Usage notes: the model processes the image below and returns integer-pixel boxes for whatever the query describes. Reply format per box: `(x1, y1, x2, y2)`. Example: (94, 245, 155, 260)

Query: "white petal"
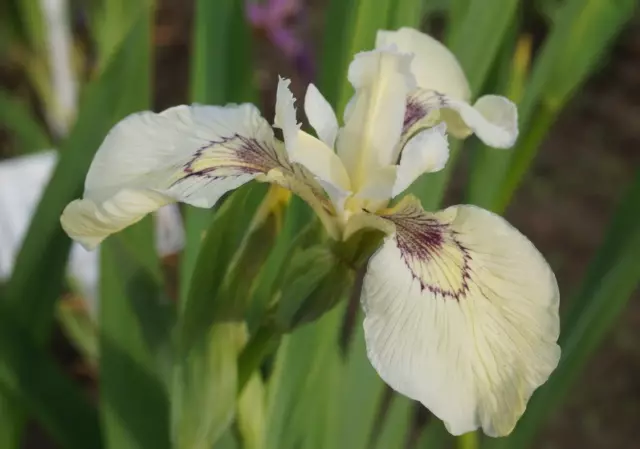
(392, 123, 449, 197)
(446, 95, 519, 148)
(402, 90, 518, 149)
(64, 103, 306, 248)
(274, 77, 300, 154)
(336, 49, 416, 189)
(304, 83, 339, 148)
(376, 28, 470, 101)
(361, 198, 560, 436)
(62, 189, 171, 250)
(276, 78, 351, 191)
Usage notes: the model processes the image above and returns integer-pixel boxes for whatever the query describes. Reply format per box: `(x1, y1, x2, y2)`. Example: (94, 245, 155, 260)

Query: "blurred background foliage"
(0, 0, 638, 449)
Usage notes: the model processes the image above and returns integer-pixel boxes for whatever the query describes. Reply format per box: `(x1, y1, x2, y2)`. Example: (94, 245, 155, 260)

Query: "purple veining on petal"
(173, 134, 286, 186)
(387, 207, 472, 301)
(402, 96, 428, 136)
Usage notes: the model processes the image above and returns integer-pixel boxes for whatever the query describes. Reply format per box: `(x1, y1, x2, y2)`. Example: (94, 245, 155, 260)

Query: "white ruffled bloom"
(61, 28, 559, 437)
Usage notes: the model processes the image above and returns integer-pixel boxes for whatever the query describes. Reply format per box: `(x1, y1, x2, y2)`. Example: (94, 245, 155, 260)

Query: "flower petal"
(63, 103, 328, 248)
(336, 49, 416, 189)
(304, 83, 339, 148)
(361, 197, 560, 436)
(376, 28, 470, 101)
(275, 78, 351, 191)
(392, 122, 449, 197)
(402, 90, 518, 148)
(62, 189, 171, 250)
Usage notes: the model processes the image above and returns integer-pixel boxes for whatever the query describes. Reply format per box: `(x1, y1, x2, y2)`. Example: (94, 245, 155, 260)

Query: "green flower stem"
(457, 431, 479, 449)
(237, 325, 282, 394)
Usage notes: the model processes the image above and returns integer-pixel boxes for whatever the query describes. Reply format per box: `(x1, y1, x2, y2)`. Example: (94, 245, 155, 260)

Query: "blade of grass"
(182, 0, 256, 299)
(173, 185, 266, 449)
(372, 395, 413, 449)
(0, 307, 102, 449)
(100, 221, 173, 449)
(466, 33, 530, 210)
(320, 0, 395, 117)
(335, 314, 386, 449)
(387, 0, 425, 29)
(0, 10, 156, 445)
(265, 304, 346, 449)
(95, 3, 173, 448)
(0, 88, 51, 153)
(495, 0, 635, 210)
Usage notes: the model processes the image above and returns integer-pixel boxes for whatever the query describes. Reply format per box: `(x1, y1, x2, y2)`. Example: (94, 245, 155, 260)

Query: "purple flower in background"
(247, 0, 315, 81)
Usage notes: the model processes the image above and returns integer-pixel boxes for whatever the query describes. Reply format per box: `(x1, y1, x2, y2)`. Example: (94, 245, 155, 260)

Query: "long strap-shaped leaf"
(0, 6, 156, 447)
(181, 0, 256, 299)
(472, 0, 635, 212)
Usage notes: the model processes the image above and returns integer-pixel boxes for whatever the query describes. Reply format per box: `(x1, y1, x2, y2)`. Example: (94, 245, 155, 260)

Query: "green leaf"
(100, 221, 173, 449)
(173, 322, 244, 449)
(415, 419, 450, 449)
(173, 185, 266, 449)
(0, 9, 155, 444)
(182, 0, 256, 297)
(0, 308, 102, 449)
(0, 88, 51, 154)
(372, 394, 412, 449)
(275, 246, 346, 329)
(387, 0, 425, 29)
(496, 0, 635, 209)
(335, 318, 386, 449)
(320, 0, 395, 116)
(265, 304, 345, 449)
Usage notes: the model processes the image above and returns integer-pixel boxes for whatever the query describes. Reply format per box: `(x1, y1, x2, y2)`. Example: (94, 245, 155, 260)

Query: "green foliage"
(173, 185, 266, 449)
(182, 0, 256, 301)
(0, 88, 51, 154)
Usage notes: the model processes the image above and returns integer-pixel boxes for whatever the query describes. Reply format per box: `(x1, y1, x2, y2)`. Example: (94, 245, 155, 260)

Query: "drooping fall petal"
(62, 103, 334, 248)
(361, 197, 560, 436)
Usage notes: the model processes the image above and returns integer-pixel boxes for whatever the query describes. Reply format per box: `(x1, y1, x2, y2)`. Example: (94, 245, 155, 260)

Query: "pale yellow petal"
(361, 198, 560, 436)
(376, 28, 470, 101)
(336, 49, 416, 189)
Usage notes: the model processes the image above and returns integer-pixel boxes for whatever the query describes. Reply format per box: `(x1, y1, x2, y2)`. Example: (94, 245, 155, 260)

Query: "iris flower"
(61, 28, 560, 436)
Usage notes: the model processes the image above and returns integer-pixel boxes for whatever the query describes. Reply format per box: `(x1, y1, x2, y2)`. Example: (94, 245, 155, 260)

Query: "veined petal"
(275, 78, 351, 192)
(361, 197, 560, 436)
(63, 103, 332, 248)
(392, 122, 449, 197)
(336, 49, 416, 189)
(402, 90, 518, 149)
(376, 28, 470, 101)
(304, 83, 339, 148)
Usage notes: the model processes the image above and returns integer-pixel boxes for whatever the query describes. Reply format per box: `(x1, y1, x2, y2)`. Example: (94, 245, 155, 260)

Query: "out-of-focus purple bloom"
(247, 0, 315, 81)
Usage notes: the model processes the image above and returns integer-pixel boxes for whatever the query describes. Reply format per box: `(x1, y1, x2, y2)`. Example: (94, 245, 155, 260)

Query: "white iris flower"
(61, 28, 559, 437)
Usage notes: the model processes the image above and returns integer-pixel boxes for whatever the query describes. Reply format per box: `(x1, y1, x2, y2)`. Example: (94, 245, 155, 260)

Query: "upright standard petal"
(275, 78, 351, 193)
(62, 103, 326, 249)
(361, 197, 560, 436)
(377, 28, 518, 148)
(376, 27, 470, 101)
(336, 49, 416, 189)
(304, 83, 339, 148)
